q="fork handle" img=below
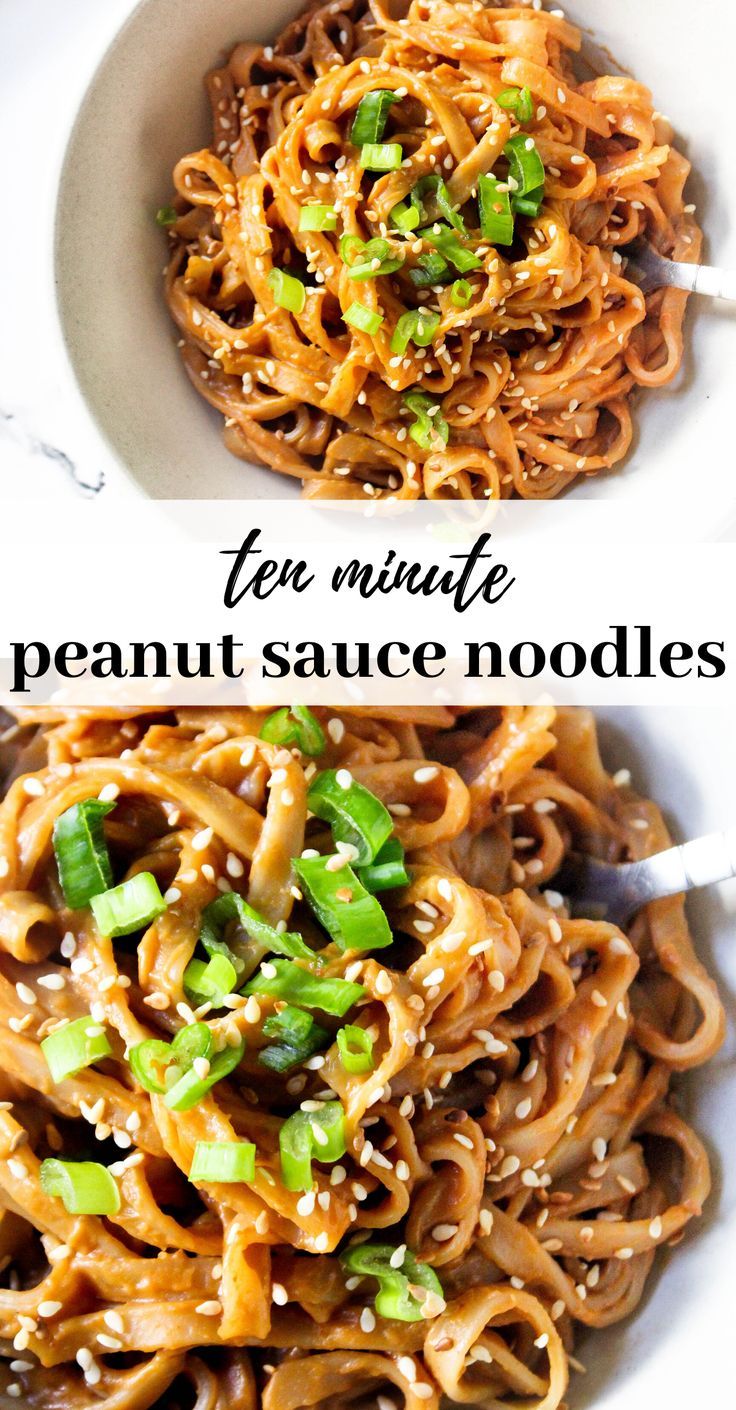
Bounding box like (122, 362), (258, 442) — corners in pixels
(672, 261), (736, 303)
(632, 828), (736, 906)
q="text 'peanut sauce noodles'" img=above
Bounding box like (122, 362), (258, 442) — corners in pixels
(162, 0), (700, 500)
(0, 705), (724, 1409)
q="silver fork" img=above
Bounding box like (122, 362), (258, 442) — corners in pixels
(554, 829), (736, 927)
(625, 240), (736, 301)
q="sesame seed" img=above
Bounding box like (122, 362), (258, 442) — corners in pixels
(360, 1306), (376, 1332)
(432, 1223), (458, 1242)
(195, 1300), (222, 1316)
(272, 1282), (288, 1305)
(37, 1300), (62, 1318)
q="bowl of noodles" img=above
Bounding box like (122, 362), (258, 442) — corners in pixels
(54, 0), (736, 517)
(0, 703), (733, 1410)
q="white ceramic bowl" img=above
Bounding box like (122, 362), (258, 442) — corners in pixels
(54, 0), (736, 526)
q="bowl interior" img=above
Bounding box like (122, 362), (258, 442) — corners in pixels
(55, 0), (736, 522)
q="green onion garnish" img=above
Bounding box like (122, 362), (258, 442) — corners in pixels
(260, 1005), (329, 1072)
(411, 174), (467, 236)
(340, 234), (404, 281)
(390, 308), (440, 355)
(90, 872), (166, 938)
(360, 142), (403, 172)
(344, 302), (384, 335)
(280, 1101), (346, 1191)
(299, 204), (338, 232)
(243, 958), (365, 1016)
(307, 770), (393, 867)
(513, 185), (545, 218)
(40, 1158), (120, 1216)
(52, 799), (116, 909)
(260, 705), (326, 756)
(190, 1141), (256, 1183)
(357, 837), (410, 894)
(497, 86), (534, 123)
(156, 205), (178, 227)
(268, 268), (307, 315)
(504, 133), (545, 197)
(200, 891), (318, 971)
(478, 174), (515, 246)
(403, 390), (450, 450)
(340, 1242), (444, 1321)
(409, 251), (452, 288)
(294, 855), (392, 952)
(129, 1021), (212, 1096)
(165, 1038), (245, 1112)
(41, 1015), (113, 1084)
(351, 91), (398, 146)
(451, 278), (473, 308)
(337, 1023), (374, 1074)
(391, 201), (421, 235)
(183, 953), (238, 1008)
(420, 224), (482, 274)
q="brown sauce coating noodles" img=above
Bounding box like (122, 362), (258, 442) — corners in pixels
(162, 0), (701, 499)
(0, 705), (723, 1408)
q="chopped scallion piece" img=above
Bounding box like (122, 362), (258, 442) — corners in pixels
(390, 309), (440, 356)
(293, 855), (392, 952)
(280, 1101), (346, 1191)
(337, 1023), (374, 1074)
(478, 174), (515, 246)
(497, 86), (534, 123)
(268, 267), (307, 315)
(411, 174), (467, 236)
(307, 770), (393, 866)
(340, 1242), (444, 1321)
(129, 1022), (212, 1096)
(451, 278), (473, 308)
(40, 1159), (120, 1216)
(243, 958), (365, 1016)
(90, 872), (166, 938)
(260, 1004), (329, 1072)
(340, 234), (404, 281)
(41, 1015), (113, 1084)
(183, 953), (238, 1007)
(357, 837), (409, 894)
(200, 891), (318, 970)
(351, 91), (398, 146)
(156, 205), (178, 227)
(190, 1141), (256, 1183)
(344, 302), (384, 335)
(504, 133), (545, 196)
(409, 251), (452, 288)
(360, 142), (403, 172)
(420, 224), (482, 273)
(299, 204), (338, 232)
(53, 798), (115, 909)
(512, 185), (545, 218)
(260, 705), (325, 755)
(403, 390), (449, 450)
(165, 1038), (245, 1112)
(391, 201), (421, 234)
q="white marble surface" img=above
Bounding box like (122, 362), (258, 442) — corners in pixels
(0, 0), (139, 499)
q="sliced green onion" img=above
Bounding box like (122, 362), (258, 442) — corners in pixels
(340, 234), (404, 281)
(340, 1242), (444, 1321)
(53, 799), (115, 910)
(40, 1158), (120, 1216)
(190, 1141), (256, 1183)
(504, 133), (545, 197)
(403, 390), (450, 450)
(269, 268), (306, 315)
(337, 1024), (374, 1074)
(409, 251), (452, 288)
(260, 1004), (329, 1072)
(41, 1015), (113, 1084)
(344, 302), (384, 335)
(156, 205), (178, 227)
(390, 309), (441, 356)
(307, 770), (393, 866)
(360, 143), (403, 172)
(183, 953), (238, 1007)
(513, 184), (544, 218)
(451, 278), (472, 308)
(260, 705), (326, 756)
(357, 837), (410, 894)
(279, 1101), (346, 1191)
(497, 86), (534, 123)
(243, 958), (365, 1016)
(420, 224), (482, 274)
(391, 201), (421, 234)
(299, 204), (337, 232)
(200, 891), (317, 971)
(411, 174), (467, 236)
(478, 174), (515, 246)
(165, 1037), (245, 1112)
(351, 91), (398, 146)
(129, 1022), (212, 1096)
(293, 855), (392, 952)
(90, 872), (166, 938)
